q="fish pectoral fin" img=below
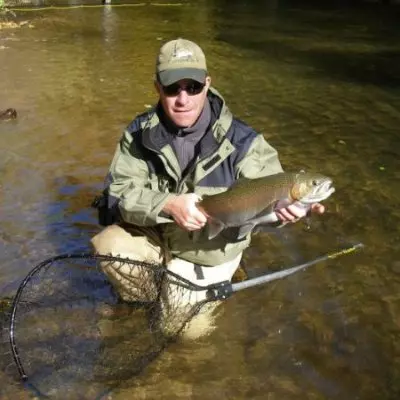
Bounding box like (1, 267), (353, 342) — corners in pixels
(207, 219), (226, 240)
(237, 223), (256, 240)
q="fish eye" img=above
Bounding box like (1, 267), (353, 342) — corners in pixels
(312, 180), (318, 186)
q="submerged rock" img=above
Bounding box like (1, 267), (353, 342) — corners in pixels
(0, 108), (17, 120)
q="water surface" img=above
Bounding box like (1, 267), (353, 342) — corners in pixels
(1, 1), (399, 399)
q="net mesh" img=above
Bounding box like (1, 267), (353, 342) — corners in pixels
(1, 254), (214, 397)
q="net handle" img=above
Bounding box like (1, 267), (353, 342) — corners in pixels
(206, 243), (365, 300)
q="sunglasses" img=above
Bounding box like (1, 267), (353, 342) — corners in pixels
(161, 80), (205, 97)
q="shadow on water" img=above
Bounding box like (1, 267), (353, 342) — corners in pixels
(44, 174), (101, 254)
(215, 0), (400, 88)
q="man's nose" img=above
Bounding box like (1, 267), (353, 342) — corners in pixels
(175, 89), (189, 106)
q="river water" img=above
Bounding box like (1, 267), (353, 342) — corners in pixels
(0, 0), (399, 399)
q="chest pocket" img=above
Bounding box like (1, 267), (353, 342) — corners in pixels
(146, 156), (175, 193)
(149, 174), (173, 192)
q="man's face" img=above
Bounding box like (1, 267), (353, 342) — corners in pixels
(155, 76), (211, 128)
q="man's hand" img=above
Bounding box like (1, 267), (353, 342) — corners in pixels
(275, 202), (325, 223)
(162, 194), (207, 231)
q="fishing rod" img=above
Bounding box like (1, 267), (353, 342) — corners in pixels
(206, 242), (364, 301)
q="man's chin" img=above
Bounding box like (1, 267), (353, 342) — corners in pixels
(173, 116), (197, 128)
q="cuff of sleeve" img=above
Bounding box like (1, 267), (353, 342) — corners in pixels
(152, 193), (176, 223)
(120, 192), (174, 225)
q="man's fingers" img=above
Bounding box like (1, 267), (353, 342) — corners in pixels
(277, 205), (306, 221)
(276, 208), (293, 221)
(288, 204), (308, 218)
(311, 203), (325, 214)
(192, 209), (207, 225)
(181, 220), (204, 231)
(167, 193), (208, 230)
(185, 217), (205, 227)
(187, 195), (207, 225)
(276, 204), (307, 222)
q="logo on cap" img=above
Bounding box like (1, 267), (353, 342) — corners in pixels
(171, 46), (197, 63)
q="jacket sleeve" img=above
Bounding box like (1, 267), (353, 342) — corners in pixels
(235, 133), (284, 179)
(107, 129), (174, 226)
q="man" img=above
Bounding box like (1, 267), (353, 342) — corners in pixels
(91, 38), (323, 337)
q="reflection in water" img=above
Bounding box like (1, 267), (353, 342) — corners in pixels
(0, 1), (400, 399)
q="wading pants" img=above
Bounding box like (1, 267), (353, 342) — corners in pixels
(90, 224), (242, 339)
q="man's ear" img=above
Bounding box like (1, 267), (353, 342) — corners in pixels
(205, 76), (212, 88)
(154, 80), (161, 94)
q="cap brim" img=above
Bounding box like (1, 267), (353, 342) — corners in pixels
(158, 68), (207, 86)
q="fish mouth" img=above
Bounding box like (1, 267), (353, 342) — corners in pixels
(301, 179), (335, 204)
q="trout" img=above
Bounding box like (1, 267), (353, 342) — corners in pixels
(197, 171), (335, 240)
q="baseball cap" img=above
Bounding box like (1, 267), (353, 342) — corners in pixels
(156, 38), (207, 86)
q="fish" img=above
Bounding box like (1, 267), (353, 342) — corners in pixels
(197, 171), (335, 240)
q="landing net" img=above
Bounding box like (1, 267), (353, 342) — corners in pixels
(2, 253), (214, 397)
(0, 243), (364, 397)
